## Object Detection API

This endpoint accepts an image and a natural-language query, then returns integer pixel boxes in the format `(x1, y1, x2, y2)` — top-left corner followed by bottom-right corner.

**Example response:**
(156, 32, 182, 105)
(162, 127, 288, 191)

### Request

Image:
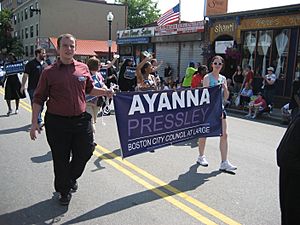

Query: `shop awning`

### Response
(49, 37, 117, 56)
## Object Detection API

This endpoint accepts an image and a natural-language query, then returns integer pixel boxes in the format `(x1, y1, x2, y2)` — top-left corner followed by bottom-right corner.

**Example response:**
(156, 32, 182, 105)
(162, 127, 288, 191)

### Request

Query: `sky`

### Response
(157, 0, 300, 21)
(104, 0, 300, 22)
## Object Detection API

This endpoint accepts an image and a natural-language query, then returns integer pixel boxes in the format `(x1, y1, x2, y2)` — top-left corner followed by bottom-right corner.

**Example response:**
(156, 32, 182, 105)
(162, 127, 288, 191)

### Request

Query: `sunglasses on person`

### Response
(213, 62, 223, 66)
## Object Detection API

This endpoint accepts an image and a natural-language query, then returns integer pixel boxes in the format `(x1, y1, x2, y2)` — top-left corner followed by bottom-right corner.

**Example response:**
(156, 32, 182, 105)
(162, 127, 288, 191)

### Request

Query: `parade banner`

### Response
(4, 61, 25, 75)
(99, 68, 107, 79)
(114, 86, 222, 158)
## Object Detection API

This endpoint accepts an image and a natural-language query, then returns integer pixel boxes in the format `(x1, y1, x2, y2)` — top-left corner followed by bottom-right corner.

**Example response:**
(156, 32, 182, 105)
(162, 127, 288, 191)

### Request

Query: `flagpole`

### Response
(179, 0, 181, 23)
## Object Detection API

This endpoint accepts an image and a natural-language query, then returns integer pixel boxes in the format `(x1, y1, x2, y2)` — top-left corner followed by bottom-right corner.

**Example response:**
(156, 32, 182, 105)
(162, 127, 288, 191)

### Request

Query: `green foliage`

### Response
(0, 9, 24, 57)
(117, 0, 160, 28)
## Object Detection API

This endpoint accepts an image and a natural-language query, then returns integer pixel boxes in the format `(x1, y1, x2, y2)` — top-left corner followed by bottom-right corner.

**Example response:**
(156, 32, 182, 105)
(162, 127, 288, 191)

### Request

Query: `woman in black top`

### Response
(232, 65, 244, 93)
(3, 53, 26, 116)
(118, 59, 136, 91)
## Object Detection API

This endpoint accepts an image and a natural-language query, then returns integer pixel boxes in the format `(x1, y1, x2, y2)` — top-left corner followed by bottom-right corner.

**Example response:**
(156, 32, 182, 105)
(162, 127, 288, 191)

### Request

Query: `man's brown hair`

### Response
(57, 33, 76, 49)
(87, 57, 100, 71)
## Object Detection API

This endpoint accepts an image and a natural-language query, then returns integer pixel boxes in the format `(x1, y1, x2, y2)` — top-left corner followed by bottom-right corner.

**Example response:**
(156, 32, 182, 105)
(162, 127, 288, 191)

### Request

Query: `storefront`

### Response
(117, 27, 155, 65)
(208, 4, 300, 106)
(239, 13, 300, 104)
(209, 20, 239, 78)
(151, 21, 205, 81)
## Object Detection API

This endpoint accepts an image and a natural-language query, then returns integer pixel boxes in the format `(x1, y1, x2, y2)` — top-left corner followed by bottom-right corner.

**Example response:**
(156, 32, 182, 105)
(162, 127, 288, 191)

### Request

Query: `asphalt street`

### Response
(0, 87, 286, 225)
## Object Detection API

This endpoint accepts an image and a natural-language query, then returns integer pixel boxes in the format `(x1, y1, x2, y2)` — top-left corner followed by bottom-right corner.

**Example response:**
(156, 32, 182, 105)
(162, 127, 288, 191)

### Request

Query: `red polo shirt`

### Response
(33, 60, 94, 117)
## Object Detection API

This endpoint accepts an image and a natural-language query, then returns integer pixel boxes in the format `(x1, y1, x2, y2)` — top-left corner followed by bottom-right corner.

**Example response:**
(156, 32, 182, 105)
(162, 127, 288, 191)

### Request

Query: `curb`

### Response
(226, 107, 283, 124)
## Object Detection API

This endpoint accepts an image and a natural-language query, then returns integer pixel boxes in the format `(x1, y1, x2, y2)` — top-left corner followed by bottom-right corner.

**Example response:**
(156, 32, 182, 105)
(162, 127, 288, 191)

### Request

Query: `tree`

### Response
(0, 9, 24, 57)
(116, 0, 160, 28)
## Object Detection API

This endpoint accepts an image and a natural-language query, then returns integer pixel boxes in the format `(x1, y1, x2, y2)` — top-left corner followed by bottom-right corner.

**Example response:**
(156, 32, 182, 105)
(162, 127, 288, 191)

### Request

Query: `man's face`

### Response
(38, 50, 46, 61)
(58, 37, 76, 61)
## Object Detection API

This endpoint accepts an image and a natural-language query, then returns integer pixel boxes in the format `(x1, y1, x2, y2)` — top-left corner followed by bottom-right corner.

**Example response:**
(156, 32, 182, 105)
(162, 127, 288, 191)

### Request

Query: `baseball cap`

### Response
(267, 67, 274, 71)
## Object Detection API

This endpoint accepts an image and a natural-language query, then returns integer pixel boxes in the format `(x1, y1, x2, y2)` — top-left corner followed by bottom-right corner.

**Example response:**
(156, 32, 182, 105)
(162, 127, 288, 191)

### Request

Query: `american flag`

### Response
(157, 3, 180, 26)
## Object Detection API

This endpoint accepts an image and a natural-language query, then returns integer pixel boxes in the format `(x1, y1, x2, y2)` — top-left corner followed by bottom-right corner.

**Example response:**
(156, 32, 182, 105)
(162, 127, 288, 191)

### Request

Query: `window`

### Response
(30, 45, 34, 56)
(30, 5, 34, 17)
(25, 27, 28, 39)
(21, 29, 24, 39)
(36, 24, 39, 37)
(295, 34, 300, 80)
(242, 31, 257, 70)
(14, 31, 18, 37)
(25, 8, 28, 20)
(25, 46, 29, 57)
(14, 15, 17, 24)
(242, 29, 291, 79)
(271, 29, 290, 79)
(30, 25, 34, 38)
(35, 2, 39, 14)
(21, 11, 24, 21)
(255, 30, 273, 77)
(17, 13, 20, 23)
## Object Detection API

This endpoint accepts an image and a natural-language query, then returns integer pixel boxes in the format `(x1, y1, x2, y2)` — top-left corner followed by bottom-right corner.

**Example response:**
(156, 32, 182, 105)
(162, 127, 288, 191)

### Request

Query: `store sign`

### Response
(117, 27, 155, 39)
(117, 37, 150, 45)
(240, 14, 300, 29)
(205, 0, 228, 16)
(155, 21, 204, 36)
(213, 22, 235, 34)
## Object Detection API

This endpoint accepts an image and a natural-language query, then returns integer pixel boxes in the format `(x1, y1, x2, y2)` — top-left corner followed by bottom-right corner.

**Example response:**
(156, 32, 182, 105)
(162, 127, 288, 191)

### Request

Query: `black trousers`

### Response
(45, 112, 94, 195)
(279, 168, 300, 225)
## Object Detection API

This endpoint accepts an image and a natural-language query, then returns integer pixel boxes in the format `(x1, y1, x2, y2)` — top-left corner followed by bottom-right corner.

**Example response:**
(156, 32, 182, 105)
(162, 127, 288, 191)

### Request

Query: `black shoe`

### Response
(71, 180, 78, 192)
(59, 193, 71, 206)
(39, 123, 44, 131)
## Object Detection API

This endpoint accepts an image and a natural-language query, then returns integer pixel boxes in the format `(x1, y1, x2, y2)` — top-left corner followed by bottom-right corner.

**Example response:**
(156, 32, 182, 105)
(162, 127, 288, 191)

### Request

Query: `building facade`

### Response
(208, 4, 300, 106)
(0, 0, 27, 10)
(117, 21, 206, 81)
(10, 0, 126, 59)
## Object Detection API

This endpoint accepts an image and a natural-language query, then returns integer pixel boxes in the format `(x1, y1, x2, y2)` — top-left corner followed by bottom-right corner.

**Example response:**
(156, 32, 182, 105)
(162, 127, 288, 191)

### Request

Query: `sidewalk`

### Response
(226, 105, 284, 124)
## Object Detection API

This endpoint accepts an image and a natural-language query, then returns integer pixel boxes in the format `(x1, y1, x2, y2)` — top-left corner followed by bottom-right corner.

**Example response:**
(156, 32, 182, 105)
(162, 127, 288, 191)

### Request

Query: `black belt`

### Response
(46, 112, 86, 119)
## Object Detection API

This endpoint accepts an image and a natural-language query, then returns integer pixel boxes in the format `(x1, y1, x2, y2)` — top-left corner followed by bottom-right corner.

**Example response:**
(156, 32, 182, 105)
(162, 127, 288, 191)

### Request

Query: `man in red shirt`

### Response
(245, 92, 267, 119)
(30, 33, 113, 205)
(243, 64, 254, 88)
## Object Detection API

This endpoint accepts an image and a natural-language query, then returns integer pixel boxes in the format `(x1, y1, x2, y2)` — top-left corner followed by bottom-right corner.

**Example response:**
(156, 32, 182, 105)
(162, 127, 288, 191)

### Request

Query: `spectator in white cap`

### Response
(262, 66, 276, 110)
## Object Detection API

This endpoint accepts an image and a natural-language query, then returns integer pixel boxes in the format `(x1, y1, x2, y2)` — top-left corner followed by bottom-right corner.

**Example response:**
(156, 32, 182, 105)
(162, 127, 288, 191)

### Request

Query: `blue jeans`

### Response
(28, 89, 43, 124)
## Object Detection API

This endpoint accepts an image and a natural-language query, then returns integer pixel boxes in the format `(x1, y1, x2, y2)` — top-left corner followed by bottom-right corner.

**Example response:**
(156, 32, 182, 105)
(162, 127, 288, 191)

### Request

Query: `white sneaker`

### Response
(219, 160, 237, 172)
(244, 114, 251, 118)
(197, 155, 208, 167)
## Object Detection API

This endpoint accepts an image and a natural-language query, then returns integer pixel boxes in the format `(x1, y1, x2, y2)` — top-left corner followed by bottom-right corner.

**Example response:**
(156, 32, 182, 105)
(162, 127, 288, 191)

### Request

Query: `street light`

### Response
(106, 11, 114, 60)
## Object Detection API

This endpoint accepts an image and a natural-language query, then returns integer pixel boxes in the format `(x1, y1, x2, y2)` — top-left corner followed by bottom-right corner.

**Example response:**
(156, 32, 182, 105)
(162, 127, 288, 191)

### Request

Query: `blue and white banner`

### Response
(113, 86, 222, 158)
(4, 61, 25, 75)
(99, 68, 107, 79)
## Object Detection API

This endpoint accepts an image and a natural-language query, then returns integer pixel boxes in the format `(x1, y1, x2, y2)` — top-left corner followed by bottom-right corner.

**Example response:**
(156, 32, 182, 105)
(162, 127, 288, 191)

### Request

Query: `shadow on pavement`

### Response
(0, 195, 68, 225)
(0, 124, 31, 135)
(63, 164, 221, 224)
(91, 148, 121, 172)
(173, 137, 199, 148)
(31, 151, 52, 163)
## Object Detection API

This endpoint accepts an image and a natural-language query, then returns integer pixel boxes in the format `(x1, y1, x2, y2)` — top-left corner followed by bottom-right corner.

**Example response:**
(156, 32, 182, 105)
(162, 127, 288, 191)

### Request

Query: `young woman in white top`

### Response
(135, 55, 158, 91)
(196, 55, 237, 172)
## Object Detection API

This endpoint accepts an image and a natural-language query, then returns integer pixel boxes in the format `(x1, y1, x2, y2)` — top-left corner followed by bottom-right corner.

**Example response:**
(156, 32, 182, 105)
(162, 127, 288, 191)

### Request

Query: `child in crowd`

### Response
(239, 82, 253, 107)
(245, 92, 267, 119)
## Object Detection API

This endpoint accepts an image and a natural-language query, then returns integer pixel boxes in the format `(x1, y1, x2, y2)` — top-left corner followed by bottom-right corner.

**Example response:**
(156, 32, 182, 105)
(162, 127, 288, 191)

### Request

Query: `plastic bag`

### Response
(235, 95, 240, 106)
